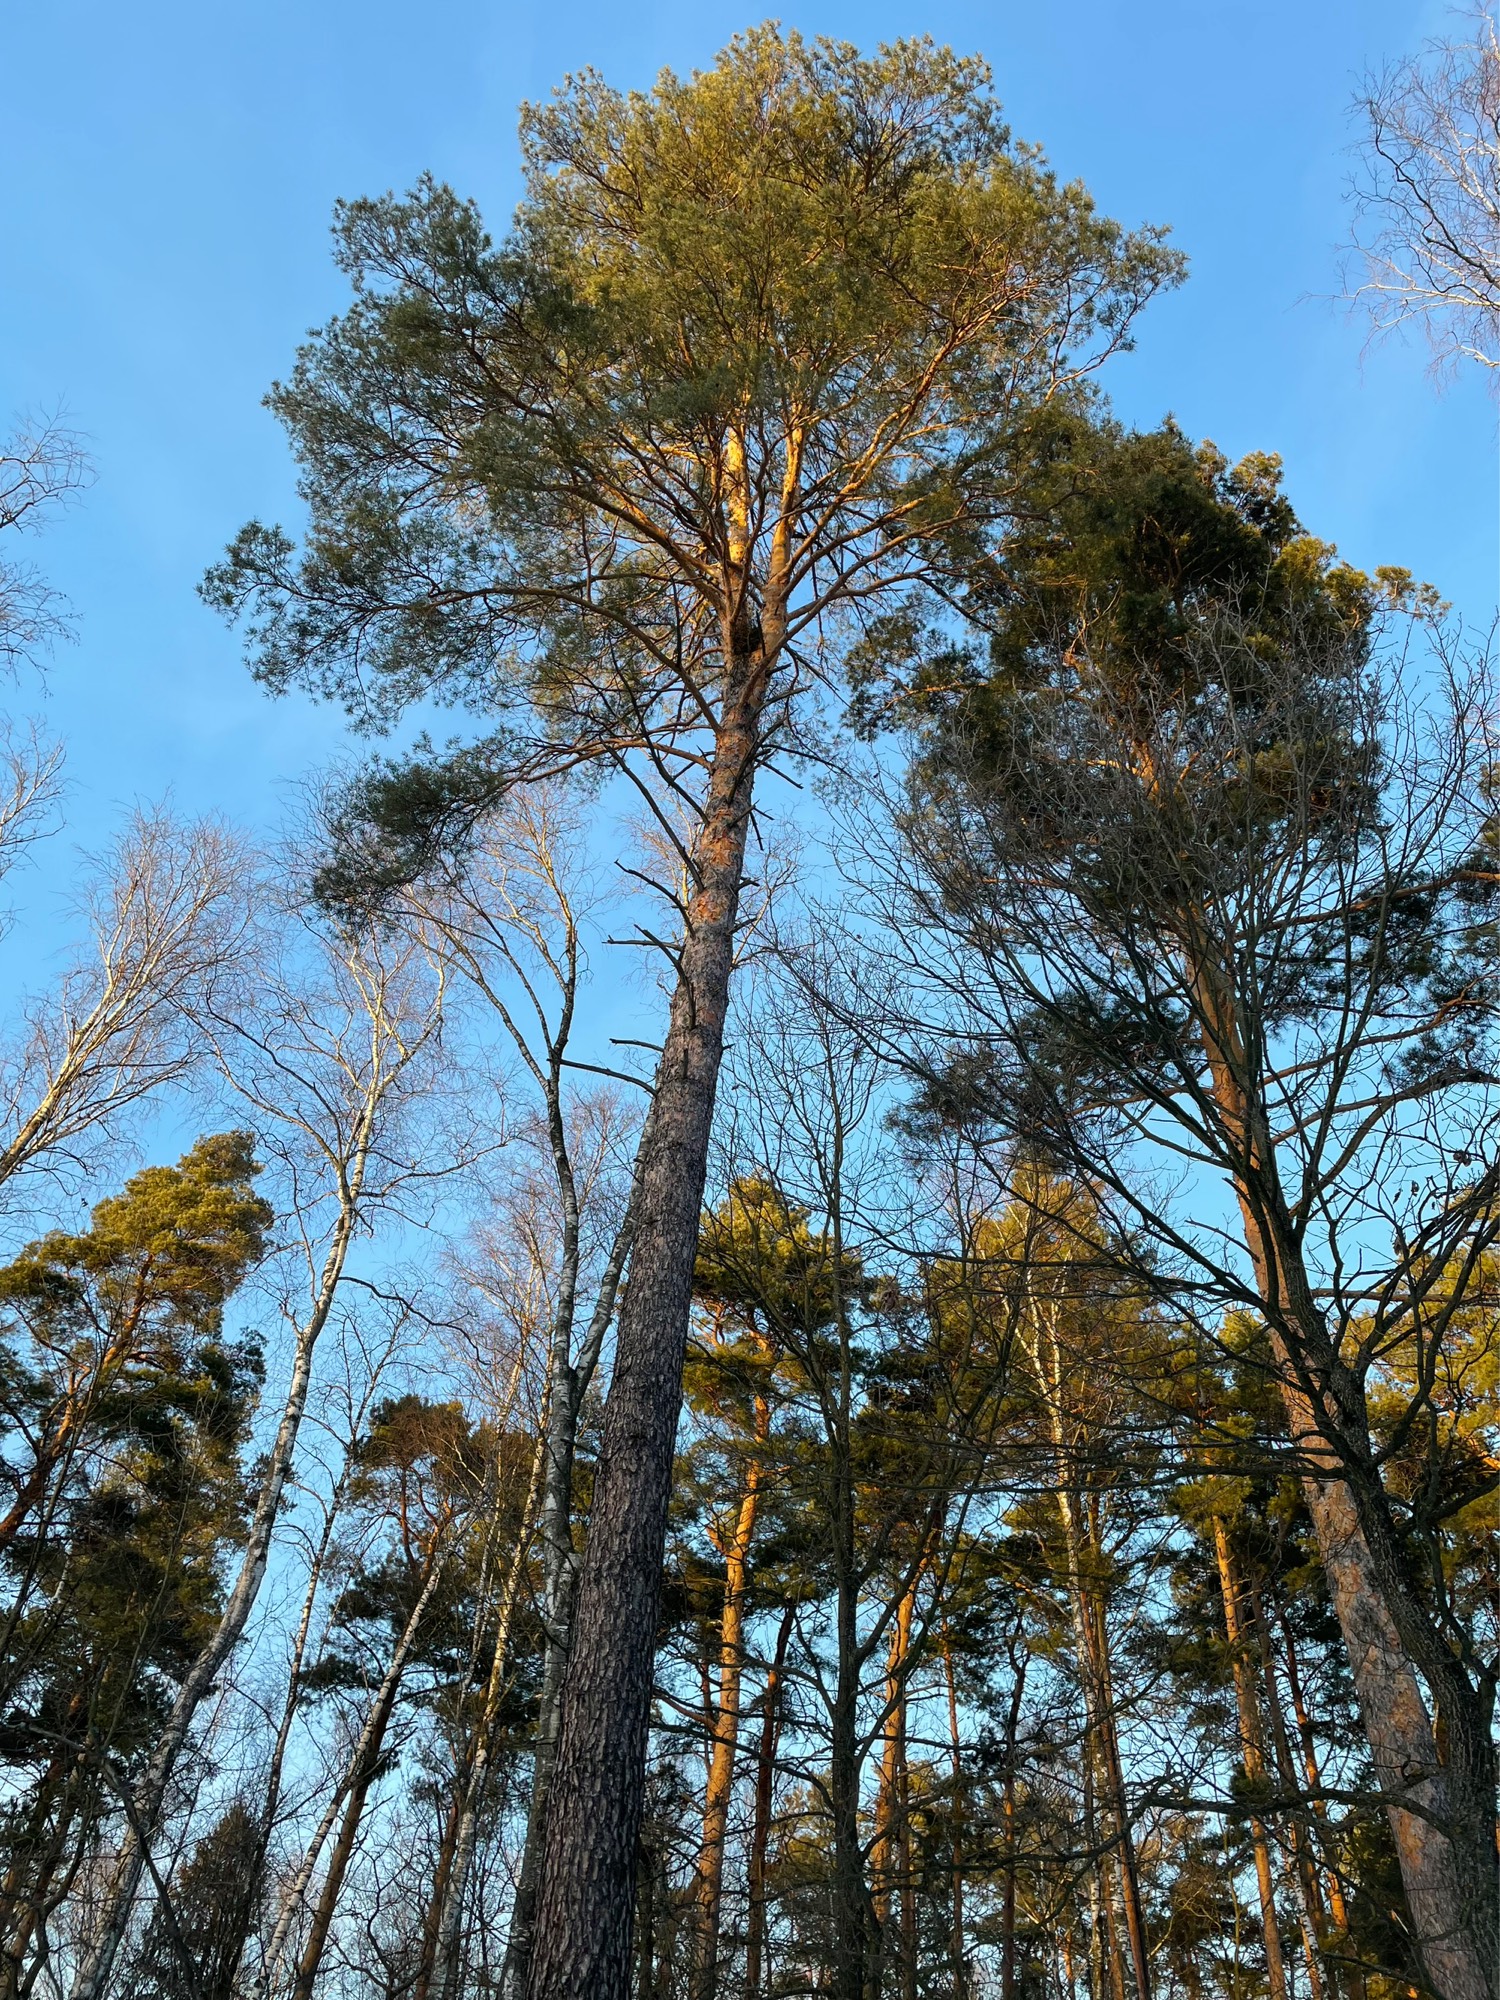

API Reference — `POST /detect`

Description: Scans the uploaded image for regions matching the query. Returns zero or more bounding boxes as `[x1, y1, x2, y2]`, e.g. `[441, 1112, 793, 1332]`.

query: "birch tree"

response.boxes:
[0, 812, 246, 1211]
[1348, 14, 1500, 374]
[68, 893, 450, 2000]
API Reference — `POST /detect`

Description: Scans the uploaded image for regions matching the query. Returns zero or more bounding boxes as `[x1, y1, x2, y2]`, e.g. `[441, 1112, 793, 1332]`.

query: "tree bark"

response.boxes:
[830, 1627, 879, 2000]
[526, 643, 771, 2000]
[502, 1137, 643, 2000]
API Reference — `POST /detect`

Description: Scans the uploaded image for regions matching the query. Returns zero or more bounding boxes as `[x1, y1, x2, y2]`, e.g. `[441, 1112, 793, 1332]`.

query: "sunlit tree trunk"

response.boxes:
[690, 1353, 771, 2000]
[871, 1569, 920, 2000]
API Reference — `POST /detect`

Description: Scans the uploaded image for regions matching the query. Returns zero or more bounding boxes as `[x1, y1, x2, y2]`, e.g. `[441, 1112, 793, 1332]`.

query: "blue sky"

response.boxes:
[3, 0, 1493, 890]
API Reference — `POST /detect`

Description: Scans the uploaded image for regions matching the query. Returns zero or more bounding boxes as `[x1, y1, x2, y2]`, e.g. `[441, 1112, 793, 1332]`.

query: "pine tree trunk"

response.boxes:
[526, 653, 769, 2000]
[830, 1651, 878, 2000]
[635, 1840, 656, 2000]
[688, 1448, 764, 2000]
[503, 1159, 641, 2000]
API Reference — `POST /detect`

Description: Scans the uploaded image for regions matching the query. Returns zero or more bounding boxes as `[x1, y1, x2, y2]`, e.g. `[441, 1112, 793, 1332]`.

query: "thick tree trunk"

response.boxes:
[1212, 1517, 1289, 2000]
[1267, 1323, 1494, 2000]
[830, 1654, 879, 2000]
[635, 1841, 656, 2000]
[526, 652, 769, 2000]
[503, 1167, 640, 2000]
[745, 1603, 794, 2000]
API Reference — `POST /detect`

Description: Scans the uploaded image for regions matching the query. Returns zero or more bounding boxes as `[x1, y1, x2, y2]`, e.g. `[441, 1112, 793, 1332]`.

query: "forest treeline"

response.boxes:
[0, 20, 1496, 2000]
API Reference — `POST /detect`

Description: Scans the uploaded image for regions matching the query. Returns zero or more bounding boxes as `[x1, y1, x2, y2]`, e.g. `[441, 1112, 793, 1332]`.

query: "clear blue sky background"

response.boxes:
[3, 0, 1494, 890]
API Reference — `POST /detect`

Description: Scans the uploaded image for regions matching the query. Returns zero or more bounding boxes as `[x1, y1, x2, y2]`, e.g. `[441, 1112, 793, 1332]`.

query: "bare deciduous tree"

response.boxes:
[0, 810, 248, 1211]
[68, 889, 453, 2000]
[1348, 14, 1500, 374]
[0, 412, 91, 676]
